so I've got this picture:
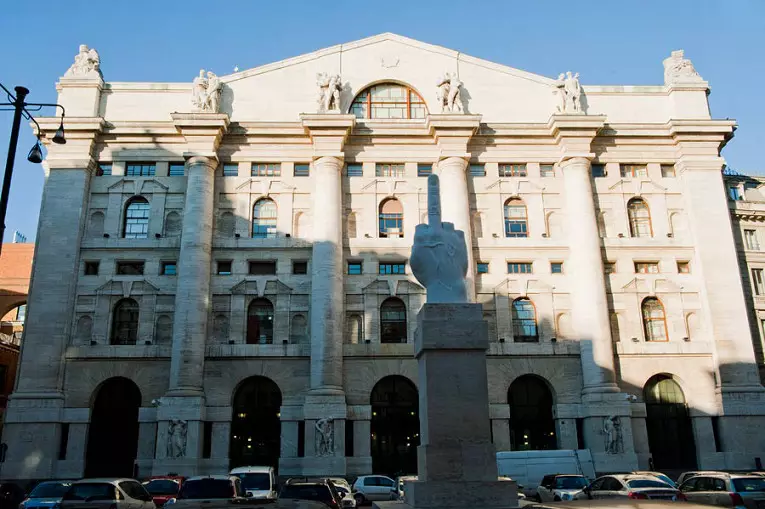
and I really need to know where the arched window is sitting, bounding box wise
[111,298,139,345]
[380,297,407,343]
[350,83,427,120]
[379,198,404,238]
[512,298,538,342]
[247,298,274,344]
[504,198,528,238]
[294,211,310,239]
[642,297,668,341]
[508,375,556,450]
[556,312,573,340]
[252,198,277,238]
[123,197,150,239]
[163,211,182,237]
[628,198,652,238]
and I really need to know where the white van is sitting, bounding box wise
[229,466,278,499]
[496,450,596,498]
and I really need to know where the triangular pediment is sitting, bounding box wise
[107,178,168,193]
[96,278,160,297]
[608,179,666,194]
[363,279,391,294]
[394,280,425,295]
[236,179,296,195]
[486,179,547,194]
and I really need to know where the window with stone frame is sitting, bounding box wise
[379,198,404,237]
[539,164,555,177]
[504,198,528,238]
[123,197,150,239]
[745,229,761,250]
[125,163,156,176]
[247,298,274,344]
[111,298,140,345]
[252,198,277,238]
[512,298,538,342]
[251,163,281,177]
[620,164,647,178]
[380,297,407,343]
[642,297,668,341]
[627,198,652,238]
[635,262,659,274]
[499,164,527,177]
[753,268,765,296]
[350,83,427,120]
[376,163,405,178]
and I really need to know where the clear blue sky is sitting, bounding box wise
[1,0,763,242]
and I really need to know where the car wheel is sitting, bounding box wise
[354,494,365,506]
[554,496,561,502]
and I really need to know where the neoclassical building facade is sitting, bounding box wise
[4,34,765,480]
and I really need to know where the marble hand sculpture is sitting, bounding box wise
[410,174,469,303]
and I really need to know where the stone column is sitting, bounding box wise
[560,156,619,396]
[436,157,475,300]
[168,155,216,394]
[309,155,345,393]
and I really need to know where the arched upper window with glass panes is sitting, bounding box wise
[504,198,528,238]
[350,83,427,120]
[123,197,150,239]
[252,198,277,238]
[628,198,653,238]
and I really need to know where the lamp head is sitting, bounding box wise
[27,139,43,163]
[52,117,66,144]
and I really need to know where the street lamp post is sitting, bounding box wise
[0,83,66,256]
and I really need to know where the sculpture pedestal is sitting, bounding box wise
[377,304,518,509]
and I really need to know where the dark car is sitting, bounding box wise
[169,476,247,508]
[279,479,347,509]
[142,477,185,507]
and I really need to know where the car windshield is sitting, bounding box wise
[280,485,333,503]
[653,475,676,487]
[733,478,765,492]
[627,479,673,489]
[555,477,588,489]
[178,479,233,499]
[29,482,72,498]
[234,473,270,491]
[143,480,180,496]
[62,483,116,501]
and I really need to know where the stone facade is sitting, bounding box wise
[3,33,765,480]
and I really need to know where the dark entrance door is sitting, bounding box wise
[229,376,282,469]
[508,375,556,450]
[85,377,141,477]
[371,376,419,477]
[645,375,697,469]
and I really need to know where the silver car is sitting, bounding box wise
[60,479,155,509]
[679,473,765,508]
[576,474,680,501]
[20,481,75,509]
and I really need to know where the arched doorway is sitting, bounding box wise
[230,376,282,469]
[371,376,419,477]
[85,377,141,477]
[508,375,556,450]
[644,374,697,469]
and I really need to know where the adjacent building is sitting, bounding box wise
[3,34,765,481]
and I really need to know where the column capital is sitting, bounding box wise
[301,114,355,159]
[548,114,605,162]
[558,156,592,169]
[171,112,229,161]
[186,155,218,170]
[36,116,105,172]
[426,113,482,159]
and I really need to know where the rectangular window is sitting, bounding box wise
[379,262,406,275]
[84,261,100,276]
[499,163,527,177]
[729,185,744,201]
[97,163,112,176]
[621,164,647,178]
[345,420,354,457]
[222,164,239,177]
[604,262,616,274]
[294,164,310,177]
[507,262,533,274]
[125,163,156,176]
[540,164,555,177]
[116,261,145,275]
[297,421,305,458]
[58,422,69,460]
[753,268,765,296]
[292,261,308,275]
[217,261,232,275]
[677,261,691,274]
[202,422,213,459]
[551,262,563,274]
[348,261,363,275]
[168,163,185,176]
[469,164,486,177]
[249,261,276,275]
[711,416,723,452]
[161,261,177,276]
[745,229,761,250]
[376,163,405,177]
[417,164,432,177]
[591,164,606,178]
[635,262,659,274]
[661,164,676,178]
[251,163,281,177]
[477,262,489,274]
[346,164,363,177]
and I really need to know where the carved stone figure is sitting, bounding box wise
[436,73,464,113]
[410,174,469,303]
[663,50,703,85]
[316,73,342,113]
[191,69,222,113]
[554,72,582,114]
[315,418,334,457]
[167,419,188,458]
[64,44,102,78]
[602,415,623,454]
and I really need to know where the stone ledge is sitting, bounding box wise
[65,345,172,359]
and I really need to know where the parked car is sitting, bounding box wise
[575,474,680,501]
[168,476,247,507]
[351,476,395,505]
[279,478,348,509]
[19,481,75,509]
[527,500,715,509]
[142,477,185,507]
[537,474,590,502]
[60,479,155,509]
[389,476,417,501]
[633,472,677,489]
[328,479,352,493]
[679,472,765,508]
[677,471,728,487]
[229,466,278,500]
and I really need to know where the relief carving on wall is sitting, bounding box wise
[602,415,624,454]
[167,419,188,458]
[315,417,335,457]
